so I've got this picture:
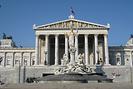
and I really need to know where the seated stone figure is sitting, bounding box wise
[76,53,85,66]
[61,54,69,66]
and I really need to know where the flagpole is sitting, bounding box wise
[70,7,75,17]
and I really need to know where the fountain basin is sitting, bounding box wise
[36,73,113,83]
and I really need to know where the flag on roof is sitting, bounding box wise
[70,7,75,16]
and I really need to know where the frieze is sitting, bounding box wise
[34,19,108,30]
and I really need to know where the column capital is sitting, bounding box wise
[65,34,68,38]
[45,34,49,37]
[35,34,39,37]
[74,34,78,38]
[85,34,89,37]
[104,34,108,36]
[55,34,59,37]
[94,34,99,36]
[75,32,79,36]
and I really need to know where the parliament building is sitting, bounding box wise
[0,15,133,83]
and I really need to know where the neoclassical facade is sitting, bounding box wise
[0,15,133,67]
[0,37,35,67]
[33,15,110,66]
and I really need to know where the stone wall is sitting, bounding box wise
[102,66,132,83]
[0,66,133,84]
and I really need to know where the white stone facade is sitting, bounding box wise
[0,48,35,67]
[0,38,35,67]
[0,16,132,67]
[109,36,133,66]
[33,16,110,66]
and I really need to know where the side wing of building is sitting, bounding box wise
[0,48,35,67]
[109,36,133,66]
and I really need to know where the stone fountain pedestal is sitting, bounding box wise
[36,72,113,83]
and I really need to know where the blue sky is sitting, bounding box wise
[0,0,133,47]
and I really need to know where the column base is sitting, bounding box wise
[54,64,59,66]
[95,63,111,67]
[104,64,111,66]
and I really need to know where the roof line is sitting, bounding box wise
[34,18,109,29]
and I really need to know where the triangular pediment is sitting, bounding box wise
[34,18,109,29]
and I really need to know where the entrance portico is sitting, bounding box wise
[33,16,110,66]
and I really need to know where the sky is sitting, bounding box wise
[0,0,133,47]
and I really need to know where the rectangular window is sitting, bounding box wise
[32,60,35,65]
[7,59,10,65]
[15,60,19,64]
[24,60,27,66]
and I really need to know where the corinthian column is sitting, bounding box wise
[55,35,59,65]
[65,35,68,57]
[104,34,109,65]
[45,35,49,65]
[35,35,39,65]
[85,34,89,65]
[75,34,78,60]
[94,34,98,64]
